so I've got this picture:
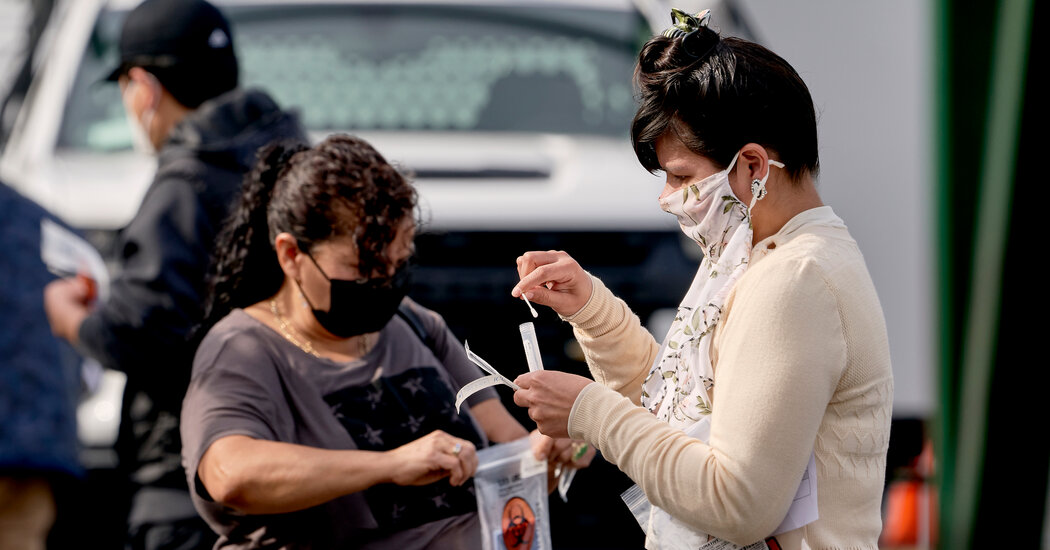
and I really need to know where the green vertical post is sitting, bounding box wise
[950,0,1032,546]
[933,0,956,543]
[939,0,1033,547]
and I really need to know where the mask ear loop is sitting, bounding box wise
[724,151,741,174]
[303,251,333,282]
[133,72,162,136]
[122,74,161,152]
[295,244,327,309]
[293,278,315,310]
[747,159,786,213]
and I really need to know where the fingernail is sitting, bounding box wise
[524,291,534,300]
[511,287,520,297]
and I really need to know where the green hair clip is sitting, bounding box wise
[662,8,712,39]
[661,8,717,59]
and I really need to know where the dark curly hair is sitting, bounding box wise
[201,134,417,332]
[631,24,819,181]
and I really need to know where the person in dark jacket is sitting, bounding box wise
[1,182,81,550]
[42,1,306,547]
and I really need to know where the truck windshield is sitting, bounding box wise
[58,4,646,152]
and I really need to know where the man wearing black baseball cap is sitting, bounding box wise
[43,1,306,548]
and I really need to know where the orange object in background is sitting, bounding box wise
[881,440,938,548]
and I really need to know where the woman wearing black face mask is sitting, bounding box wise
[180,135,534,548]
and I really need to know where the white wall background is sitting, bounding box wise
[697,0,936,417]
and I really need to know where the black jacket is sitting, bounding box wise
[77,88,306,489]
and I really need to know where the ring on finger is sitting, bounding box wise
[451,442,463,456]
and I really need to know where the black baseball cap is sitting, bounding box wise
[105,0,238,108]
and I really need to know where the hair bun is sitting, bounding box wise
[680,28,719,60]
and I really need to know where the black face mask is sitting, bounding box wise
[300,253,412,338]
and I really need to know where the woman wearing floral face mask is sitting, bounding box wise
[180,135,538,548]
[511,9,892,550]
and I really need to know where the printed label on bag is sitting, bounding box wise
[520,450,547,479]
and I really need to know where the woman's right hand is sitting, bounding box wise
[386,430,478,487]
[512,250,593,318]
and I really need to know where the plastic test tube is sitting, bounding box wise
[519,322,544,372]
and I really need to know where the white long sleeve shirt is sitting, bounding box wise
[565,207,893,549]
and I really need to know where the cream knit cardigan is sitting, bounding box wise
[565,207,893,549]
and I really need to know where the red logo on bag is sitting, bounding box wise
[501,497,535,550]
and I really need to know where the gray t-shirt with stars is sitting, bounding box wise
[181,298,499,549]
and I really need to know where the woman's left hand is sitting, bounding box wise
[529,429,597,493]
[553,438,596,469]
[513,371,593,439]
[529,430,595,468]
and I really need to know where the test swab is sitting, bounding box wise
[521,294,539,318]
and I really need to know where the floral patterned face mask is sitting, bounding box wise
[643,150,783,429]
[658,151,784,261]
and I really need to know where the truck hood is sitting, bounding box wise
[12,132,674,232]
